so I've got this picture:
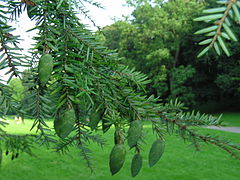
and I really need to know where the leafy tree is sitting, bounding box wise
[8,78,24,102]
[103,0,204,106]
[0,0,239,177]
[7,78,26,121]
[103,0,240,111]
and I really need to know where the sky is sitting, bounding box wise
[80,0,133,29]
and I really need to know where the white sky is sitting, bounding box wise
[81,0,133,29]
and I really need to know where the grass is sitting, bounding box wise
[0,117,240,180]
[217,113,240,127]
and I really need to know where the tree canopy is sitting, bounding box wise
[102,0,240,111]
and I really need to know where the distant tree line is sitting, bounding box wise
[101,0,240,112]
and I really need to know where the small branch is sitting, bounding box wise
[160,113,240,160]
[210,0,235,47]
[2,47,19,77]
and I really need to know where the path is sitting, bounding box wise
[204,126,240,134]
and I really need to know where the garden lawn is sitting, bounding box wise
[0,119,240,180]
[218,113,240,127]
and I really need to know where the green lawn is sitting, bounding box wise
[217,113,240,127]
[1,118,240,180]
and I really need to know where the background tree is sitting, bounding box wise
[7,78,26,120]
[103,0,240,112]
[103,0,204,106]
[8,78,24,103]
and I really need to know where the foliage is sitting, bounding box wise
[192,0,240,111]
[0,0,240,177]
[194,0,240,57]
[103,0,240,111]
[7,78,27,116]
[102,0,204,105]
[8,78,24,102]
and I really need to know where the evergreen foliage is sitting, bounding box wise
[0,0,240,177]
[195,0,240,57]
